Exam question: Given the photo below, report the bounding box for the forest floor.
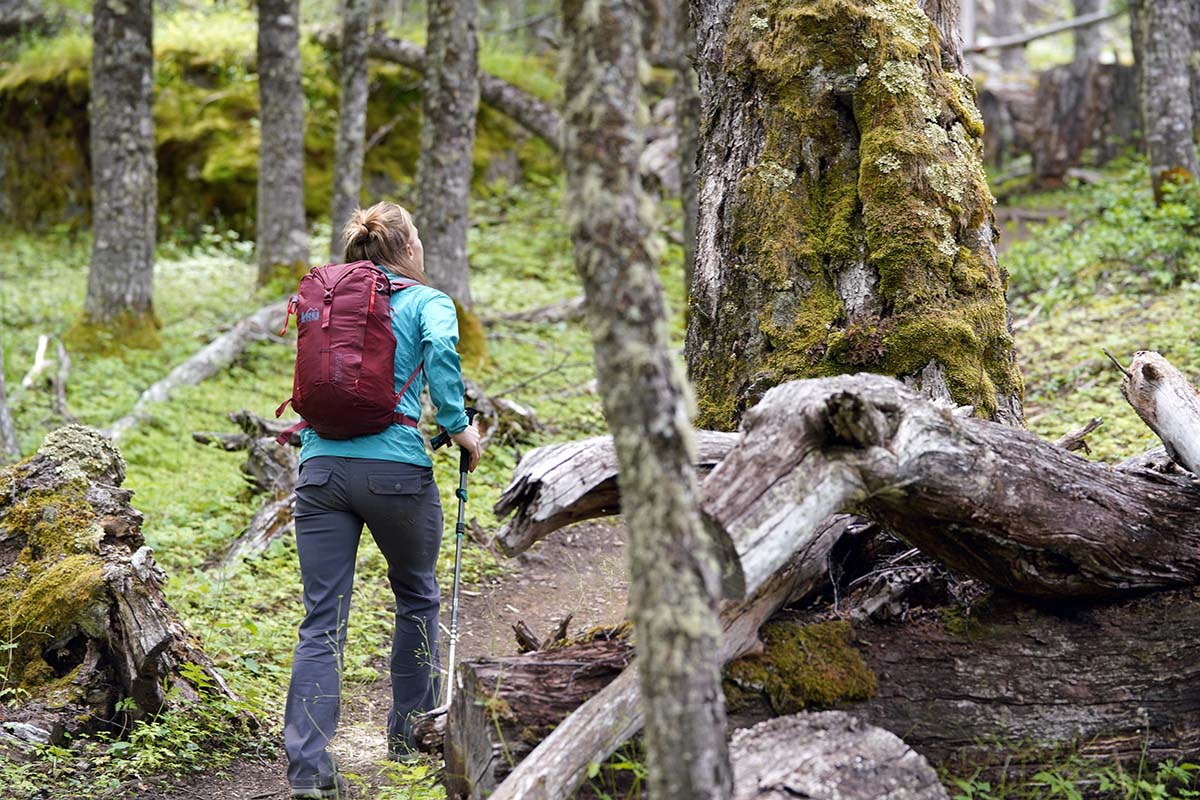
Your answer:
[149,521,630,800]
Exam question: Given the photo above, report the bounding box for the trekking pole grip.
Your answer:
[431,406,479,451]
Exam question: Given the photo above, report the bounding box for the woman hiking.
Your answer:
[282,202,481,799]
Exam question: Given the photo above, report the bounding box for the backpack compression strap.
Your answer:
[274,362,425,446]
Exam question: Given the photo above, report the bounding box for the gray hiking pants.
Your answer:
[284,456,443,790]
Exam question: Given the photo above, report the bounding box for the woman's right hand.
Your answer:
[451,425,482,472]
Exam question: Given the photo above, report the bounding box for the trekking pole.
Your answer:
[427,407,477,716]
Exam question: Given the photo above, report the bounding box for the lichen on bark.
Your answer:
[687,0,1022,430]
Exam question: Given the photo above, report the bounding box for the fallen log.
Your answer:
[492,430,739,556]
[1119,350,1200,477]
[0,426,241,750]
[455,516,862,800]
[107,299,288,441]
[193,411,298,566]
[729,712,947,800]
[718,588,1200,775]
[703,373,1200,601]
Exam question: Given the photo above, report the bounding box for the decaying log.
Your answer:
[492,430,739,556]
[729,713,947,800]
[460,516,862,800]
[1119,350,1200,477]
[444,631,636,797]
[482,296,586,326]
[703,374,1200,601]
[193,411,298,566]
[107,299,288,440]
[0,426,240,751]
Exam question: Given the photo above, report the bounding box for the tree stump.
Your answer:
[0,426,239,752]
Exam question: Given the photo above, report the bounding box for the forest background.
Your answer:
[2,0,1200,798]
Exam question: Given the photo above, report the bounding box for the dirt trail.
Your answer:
[153,520,629,800]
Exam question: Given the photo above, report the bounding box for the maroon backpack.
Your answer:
[274,261,422,445]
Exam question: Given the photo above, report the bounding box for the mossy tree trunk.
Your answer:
[1140,0,1198,203]
[686,0,1023,430]
[562,0,732,798]
[330,0,370,262]
[256,0,309,286]
[414,0,480,309]
[80,0,158,347]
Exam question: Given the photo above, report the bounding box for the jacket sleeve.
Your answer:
[420,292,470,434]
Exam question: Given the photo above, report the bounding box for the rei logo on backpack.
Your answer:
[274,261,423,445]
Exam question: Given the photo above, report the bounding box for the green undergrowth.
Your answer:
[1004,159,1200,312]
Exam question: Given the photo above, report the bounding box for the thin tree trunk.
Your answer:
[1191,1,1200,138]
[562,0,731,797]
[82,0,157,338]
[1141,0,1199,202]
[988,0,1028,71]
[330,0,370,261]
[414,0,480,308]
[686,0,1022,430]
[256,0,309,285]
[1072,0,1103,64]
[0,329,19,462]
[674,0,700,299]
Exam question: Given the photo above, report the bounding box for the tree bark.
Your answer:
[0,427,240,748]
[84,0,157,335]
[1141,0,1199,202]
[414,0,480,308]
[729,713,948,800]
[563,0,731,796]
[675,0,701,298]
[366,34,563,150]
[1072,0,1104,64]
[257,0,309,285]
[686,0,1022,430]
[330,0,371,261]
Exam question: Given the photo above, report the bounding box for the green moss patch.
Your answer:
[724,620,876,714]
[0,477,108,693]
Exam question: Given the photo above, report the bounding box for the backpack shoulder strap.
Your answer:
[389,278,422,292]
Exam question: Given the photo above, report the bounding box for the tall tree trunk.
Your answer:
[414,0,480,308]
[79,0,157,346]
[562,0,732,797]
[256,0,308,286]
[675,0,701,299]
[330,0,370,262]
[1072,0,1103,64]
[987,0,1028,72]
[1191,1,1200,138]
[686,0,1022,430]
[0,330,18,462]
[1141,0,1199,202]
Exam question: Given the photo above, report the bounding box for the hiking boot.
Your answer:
[290,774,348,799]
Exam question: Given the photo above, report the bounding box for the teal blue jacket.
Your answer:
[298,282,470,467]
